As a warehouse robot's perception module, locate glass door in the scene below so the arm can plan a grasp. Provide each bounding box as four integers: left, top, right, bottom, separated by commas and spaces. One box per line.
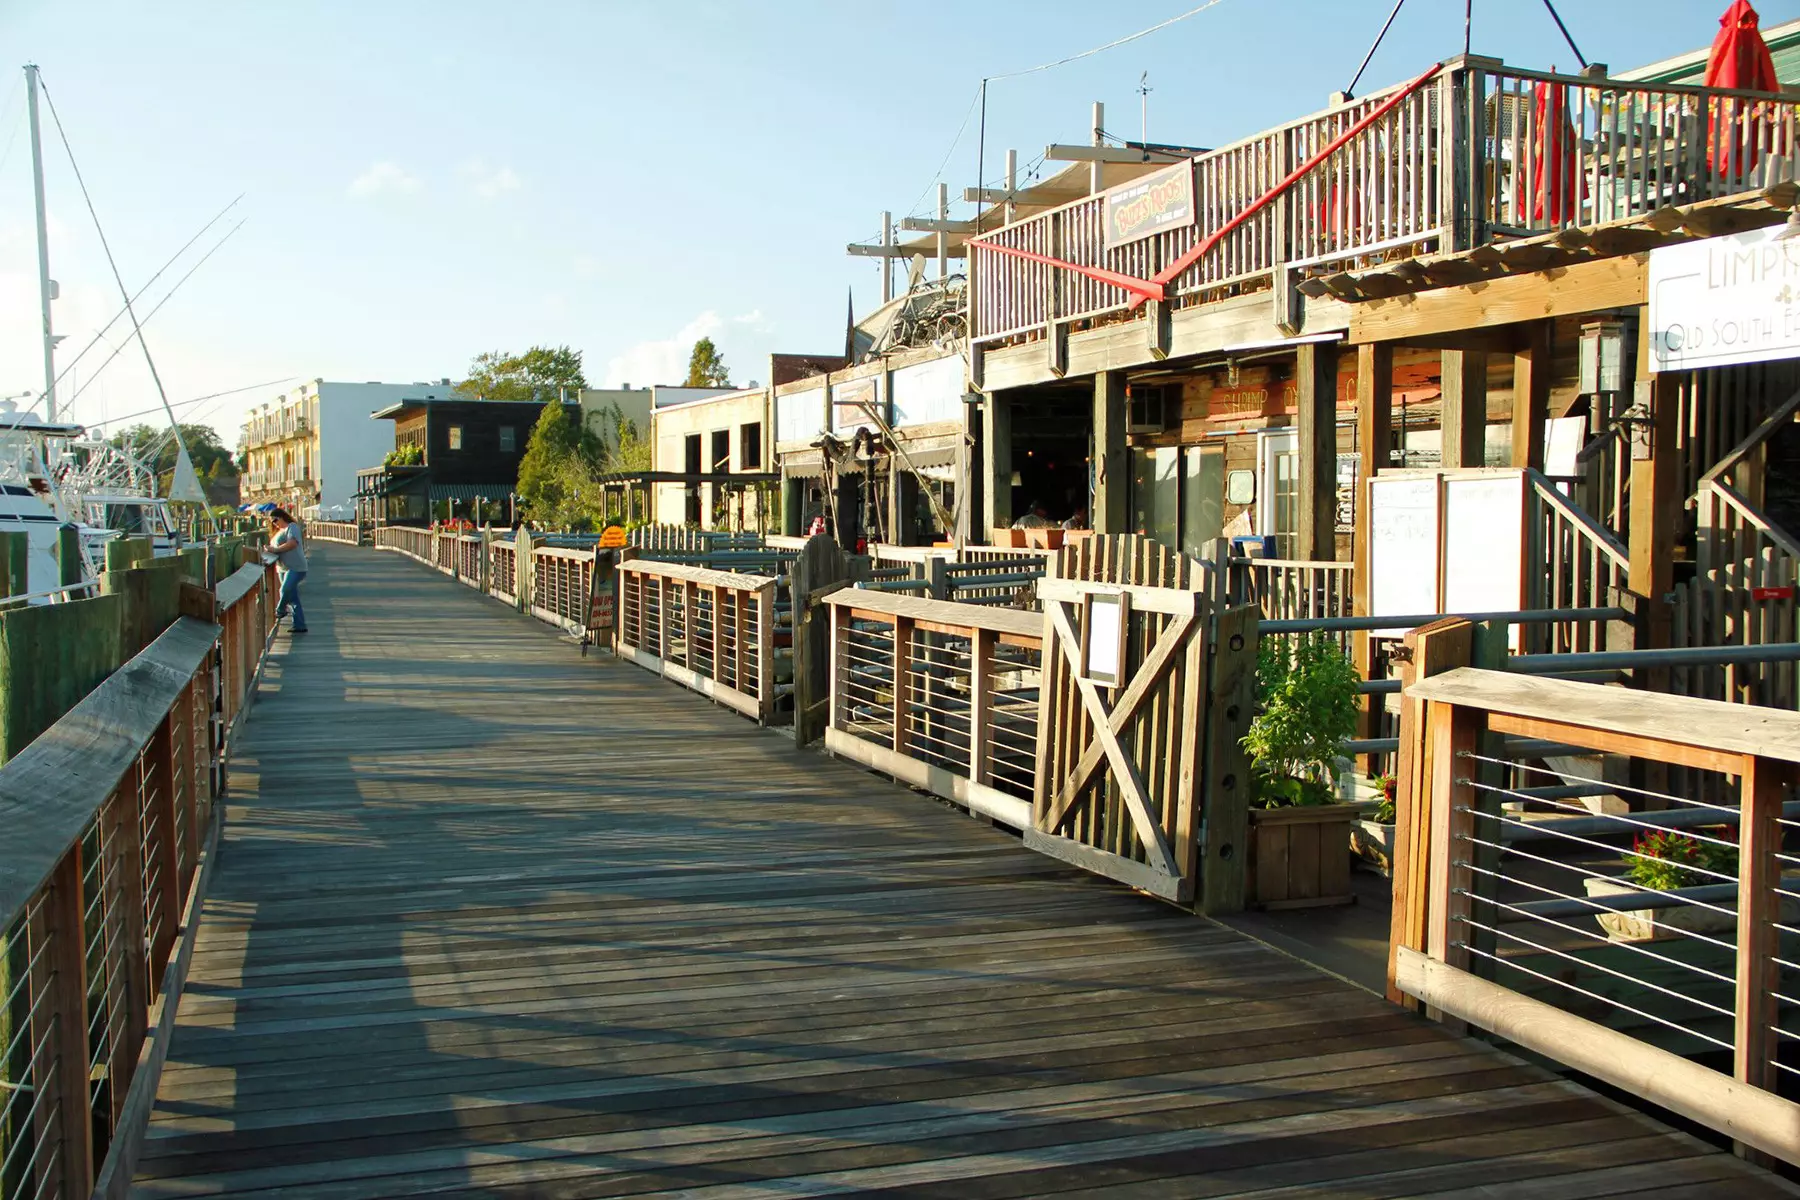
1258, 430, 1298, 558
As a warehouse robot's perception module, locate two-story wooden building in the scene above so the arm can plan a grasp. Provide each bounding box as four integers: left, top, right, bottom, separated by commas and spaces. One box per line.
354, 397, 578, 526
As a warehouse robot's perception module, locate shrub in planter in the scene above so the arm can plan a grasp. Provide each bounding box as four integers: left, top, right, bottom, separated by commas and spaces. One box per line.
1240, 633, 1362, 907
1585, 828, 1742, 942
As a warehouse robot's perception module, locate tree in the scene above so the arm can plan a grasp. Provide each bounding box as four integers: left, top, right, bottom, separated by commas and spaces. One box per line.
460, 345, 588, 401
684, 337, 731, 388
110, 423, 238, 491
515, 399, 605, 525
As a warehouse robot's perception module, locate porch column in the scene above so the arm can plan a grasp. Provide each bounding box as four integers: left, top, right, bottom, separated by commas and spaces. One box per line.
1296, 342, 1341, 561
1629, 316, 1680, 649
889, 469, 919, 546
1351, 343, 1395, 770
982, 391, 1013, 538
781, 473, 804, 537
1511, 322, 1551, 471
1440, 349, 1488, 468
1094, 371, 1128, 535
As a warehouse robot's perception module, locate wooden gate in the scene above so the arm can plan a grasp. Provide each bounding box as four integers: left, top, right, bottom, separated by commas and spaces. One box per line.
1026, 535, 1256, 910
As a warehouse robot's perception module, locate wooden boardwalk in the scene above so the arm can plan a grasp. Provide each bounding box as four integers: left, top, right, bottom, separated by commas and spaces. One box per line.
132, 545, 1797, 1198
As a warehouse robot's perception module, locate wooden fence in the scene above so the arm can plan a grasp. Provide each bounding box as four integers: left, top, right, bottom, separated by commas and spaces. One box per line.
616, 559, 780, 723
1392, 652, 1800, 1167
372, 525, 434, 563
823, 589, 1041, 831
307, 521, 360, 546
1238, 557, 1353, 622
1524, 470, 1632, 653
0, 568, 276, 1199
529, 546, 596, 633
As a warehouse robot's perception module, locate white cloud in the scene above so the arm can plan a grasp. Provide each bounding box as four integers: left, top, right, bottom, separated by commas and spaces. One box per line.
602, 312, 725, 389
457, 158, 522, 200
346, 161, 421, 199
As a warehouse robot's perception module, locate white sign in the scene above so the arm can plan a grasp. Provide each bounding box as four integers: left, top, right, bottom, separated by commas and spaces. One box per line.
1648, 226, 1800, 374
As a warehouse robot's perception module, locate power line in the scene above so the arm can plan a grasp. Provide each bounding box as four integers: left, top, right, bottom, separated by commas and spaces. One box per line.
905, 84, 984, 220
984, 0, 1234, 83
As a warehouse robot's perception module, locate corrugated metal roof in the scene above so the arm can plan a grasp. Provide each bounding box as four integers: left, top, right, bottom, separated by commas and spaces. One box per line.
1616, 16, 1800, 86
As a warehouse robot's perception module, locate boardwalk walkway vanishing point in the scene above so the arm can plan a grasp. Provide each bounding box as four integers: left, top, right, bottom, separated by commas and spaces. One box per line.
130, 545, 1798, 1198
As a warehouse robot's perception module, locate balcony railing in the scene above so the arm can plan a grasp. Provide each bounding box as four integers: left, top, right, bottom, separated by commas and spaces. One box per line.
968, 57, 1800, 345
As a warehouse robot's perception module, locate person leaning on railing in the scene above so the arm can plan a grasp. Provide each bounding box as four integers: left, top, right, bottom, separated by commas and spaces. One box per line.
263, 507, 310, 634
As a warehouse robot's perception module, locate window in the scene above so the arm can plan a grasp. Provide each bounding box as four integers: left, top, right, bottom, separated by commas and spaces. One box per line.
499, 426, 516, 453
710, 429, 731, 474
739, 422, 763, 469
448, 424, 463, 451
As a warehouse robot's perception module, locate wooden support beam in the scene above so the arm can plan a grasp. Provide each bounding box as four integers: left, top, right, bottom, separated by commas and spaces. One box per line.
1350, 254, 1648, 344
1352, 343, 1393, 766
1439, 349, 1487, 468
1044, 143, 1190, 164
1093, 371, 1128, 535
1737, 757, 1791, 1109
1512, 322, 1551, 471
1295, 342, 1340, 561
1628, 365, 1681, 643
982, 393, 1013, 537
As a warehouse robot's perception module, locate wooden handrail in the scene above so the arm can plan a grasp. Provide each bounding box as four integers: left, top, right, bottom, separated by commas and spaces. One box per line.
1703, 478, 1800, 564
617, 558, 778, 591
826, 587, 1041, 642
1701, 388, 1800, 487
1526, 469, 1630, 568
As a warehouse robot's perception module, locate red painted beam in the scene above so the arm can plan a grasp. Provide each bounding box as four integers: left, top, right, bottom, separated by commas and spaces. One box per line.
971, 240, 1167, 303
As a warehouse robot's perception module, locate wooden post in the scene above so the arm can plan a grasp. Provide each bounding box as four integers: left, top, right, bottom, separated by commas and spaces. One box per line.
891, 616, 914, 756
1296, 342, 1340, 561
35, 848, 94, 1196
1387, 617, 1473, 1006
781, 474, 805, 537
969, 627, 994, 786
1094, 371, 1128, 535
790, 535, 849, 747
1736, 757, 1791, 1112
890, 470, 919, 547
1511, 321, 1551, 471
755, 582, 776, 724
1352, 343, 1394, 764
55, 523, 82, 587
1199, 605, 1258, 915
1439, 349, 1487, 468
983, 392, 1013, 537
1629, 366, 1680, 653
1424, 697, 1485, 1030
0, 530, 27, 596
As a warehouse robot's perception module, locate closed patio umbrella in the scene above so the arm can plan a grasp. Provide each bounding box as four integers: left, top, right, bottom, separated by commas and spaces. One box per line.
1705, 0, 1781, 180
1532, 81, 1583, 224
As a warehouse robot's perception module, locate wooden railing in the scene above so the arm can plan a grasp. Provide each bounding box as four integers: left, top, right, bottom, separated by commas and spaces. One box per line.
372, 525, 434, 563
1240, 558, 1353, 622
1393, 660, 1800, 1167
451, 535, 483, 588
823, 589, 1040, 831
970, 58, 1800, 345
1524, 470, 1631, 653
490, 539, 518, 605
616, 559, 780, 723
529, 545, 595, 632
0, 572, 276, 1198
307, 521, 360, 546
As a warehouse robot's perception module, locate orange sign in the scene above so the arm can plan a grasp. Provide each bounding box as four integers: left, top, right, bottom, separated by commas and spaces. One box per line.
598, 525, 628, 549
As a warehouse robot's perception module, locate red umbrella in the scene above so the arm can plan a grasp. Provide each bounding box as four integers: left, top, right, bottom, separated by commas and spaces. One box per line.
1705, 0, 1781, 179
1532, 82, 1583, 224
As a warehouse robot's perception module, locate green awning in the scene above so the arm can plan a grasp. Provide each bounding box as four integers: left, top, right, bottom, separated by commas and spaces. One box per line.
428, 484, 513, 503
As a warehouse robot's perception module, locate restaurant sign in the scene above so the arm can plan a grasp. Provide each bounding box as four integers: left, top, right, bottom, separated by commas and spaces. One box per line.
1648, 226, 1800, 373
1102, 161, 1195, 250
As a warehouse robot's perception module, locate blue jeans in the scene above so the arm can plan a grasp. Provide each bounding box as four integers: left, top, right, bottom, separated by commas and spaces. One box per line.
278, 570, 307, 630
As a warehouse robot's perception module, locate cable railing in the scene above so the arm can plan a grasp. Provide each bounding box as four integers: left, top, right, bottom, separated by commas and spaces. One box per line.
823, 588, 1040, 831
0, 571, 276, 1199
616, 559, 780, 724
529, 545, 595, 633
1394, 656, 1800, 1166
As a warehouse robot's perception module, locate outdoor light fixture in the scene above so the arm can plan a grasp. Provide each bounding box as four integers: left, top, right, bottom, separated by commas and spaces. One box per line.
1577, 319, 1627, 397
1618, 386, 1658, 462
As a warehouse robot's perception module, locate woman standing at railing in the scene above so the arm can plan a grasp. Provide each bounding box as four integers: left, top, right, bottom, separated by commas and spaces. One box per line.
264, 508, 310, 634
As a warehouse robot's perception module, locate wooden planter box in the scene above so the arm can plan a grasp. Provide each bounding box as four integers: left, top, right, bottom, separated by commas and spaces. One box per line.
1248, 803, 1360, 909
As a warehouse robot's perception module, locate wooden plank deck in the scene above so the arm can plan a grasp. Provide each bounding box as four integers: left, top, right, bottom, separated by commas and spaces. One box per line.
131, 545, 1798, 1199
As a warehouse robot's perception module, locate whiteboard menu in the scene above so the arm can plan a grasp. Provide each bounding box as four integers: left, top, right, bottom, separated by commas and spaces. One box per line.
1442, 473, 1525, 646
1368, 475, 1440, 628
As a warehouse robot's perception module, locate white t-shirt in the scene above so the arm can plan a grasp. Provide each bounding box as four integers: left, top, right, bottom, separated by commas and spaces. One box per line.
272, 524, 308, 574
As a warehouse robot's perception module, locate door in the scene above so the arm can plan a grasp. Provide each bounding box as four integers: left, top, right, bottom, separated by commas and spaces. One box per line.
1181, 446, 1225, 559
1258, 430, 1298, 557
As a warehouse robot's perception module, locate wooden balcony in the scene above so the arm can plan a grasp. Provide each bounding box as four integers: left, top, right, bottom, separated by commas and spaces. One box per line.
968, 56, 1800, 348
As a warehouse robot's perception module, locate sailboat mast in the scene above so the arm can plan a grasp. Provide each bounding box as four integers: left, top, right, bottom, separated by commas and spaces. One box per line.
25, 64, 56, 423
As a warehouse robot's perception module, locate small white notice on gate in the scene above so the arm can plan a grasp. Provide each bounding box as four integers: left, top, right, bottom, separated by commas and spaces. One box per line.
1082, 592, 1126, 687
1648, 227, 1800, 373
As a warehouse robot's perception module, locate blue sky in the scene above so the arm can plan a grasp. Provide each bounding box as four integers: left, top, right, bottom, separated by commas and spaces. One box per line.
0, 0, 1789, 443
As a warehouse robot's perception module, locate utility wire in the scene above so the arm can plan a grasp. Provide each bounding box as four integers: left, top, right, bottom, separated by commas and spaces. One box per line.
64, 219, 247, 411
53, 193, 244, 391
38, 72, 222, 534
905, 84, 984, 220
983, 0, 1234, 82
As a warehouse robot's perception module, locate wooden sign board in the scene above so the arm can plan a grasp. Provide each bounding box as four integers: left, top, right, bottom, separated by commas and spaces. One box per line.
588, 548, 619, 633
1079, 590, 1130, 687
1102, 161, 1195, 250
1368, 469, 1526, 642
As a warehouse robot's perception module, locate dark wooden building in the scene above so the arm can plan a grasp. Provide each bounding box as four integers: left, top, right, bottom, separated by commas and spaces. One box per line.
355, 398, 576, 526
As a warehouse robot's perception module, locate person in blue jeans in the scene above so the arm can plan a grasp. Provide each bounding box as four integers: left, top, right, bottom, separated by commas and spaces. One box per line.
264, 508, 309, 633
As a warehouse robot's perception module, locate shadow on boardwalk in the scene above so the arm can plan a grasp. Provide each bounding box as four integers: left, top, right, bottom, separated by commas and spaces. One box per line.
130, 545, 1796, 1199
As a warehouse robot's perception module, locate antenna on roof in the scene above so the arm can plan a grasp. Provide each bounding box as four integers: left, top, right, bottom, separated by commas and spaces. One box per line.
1138, 72, 1152, 150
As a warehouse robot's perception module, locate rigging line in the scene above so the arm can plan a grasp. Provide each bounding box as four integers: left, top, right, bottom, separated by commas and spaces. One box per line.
63, 219, 246, 411
0, 79, 25, 179
906, 82, 984, 220
92, 378, 299, 434
1541, 0, 1588, 70
1345, 0, 1408, 98
37, 72, 222, 535
984, 0, 1234, 83
53, 193, 245, 391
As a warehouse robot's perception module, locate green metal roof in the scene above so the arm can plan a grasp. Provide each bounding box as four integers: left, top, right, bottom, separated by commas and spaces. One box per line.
1617, 16, 1800, 87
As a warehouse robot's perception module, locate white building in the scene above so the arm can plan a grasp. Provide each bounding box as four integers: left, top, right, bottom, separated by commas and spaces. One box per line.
240, 379, 461, 516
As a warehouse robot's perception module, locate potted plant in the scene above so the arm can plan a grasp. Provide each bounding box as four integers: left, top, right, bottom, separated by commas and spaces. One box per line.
1241, 632, 1363, 908
1351, 775, 1398, 875
1584, 828, 1741, 942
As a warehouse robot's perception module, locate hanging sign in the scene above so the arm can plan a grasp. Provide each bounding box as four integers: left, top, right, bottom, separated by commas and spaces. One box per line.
1103, 161, 1195, 250
1648, 226, 1800, 373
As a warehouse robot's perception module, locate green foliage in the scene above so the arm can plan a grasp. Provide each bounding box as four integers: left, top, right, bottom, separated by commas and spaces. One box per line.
1372, 775, 1398, 824
383, 442, 423, 467
587, 402, 651, 472
684, 337, 731, 388
461, 345, 588, 401
1627, 829, 1738, 891
110, 423, 238, 494
1242, 632, 1361, 808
